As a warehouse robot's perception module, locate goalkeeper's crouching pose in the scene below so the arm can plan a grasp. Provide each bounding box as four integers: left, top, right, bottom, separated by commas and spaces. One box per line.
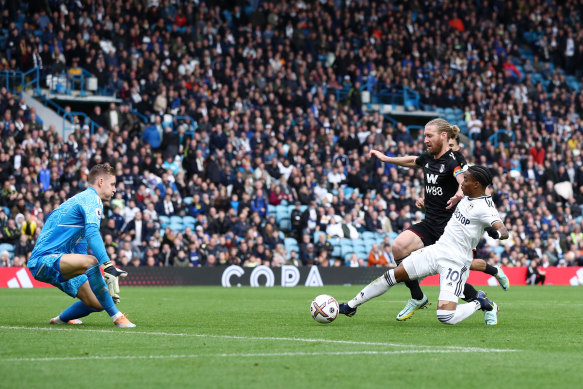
27, 164, 136, 328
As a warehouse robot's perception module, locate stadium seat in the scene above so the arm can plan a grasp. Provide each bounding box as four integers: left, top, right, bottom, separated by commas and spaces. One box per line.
314, 231, 324, 242
361, 231, 376, 241
493, 246, 505, 256
284, 237, 298, 247
279, 218, 291, 231
276, 206, 289, 223
183, 216, 196, 225
341, 245, 353, 257
170, 216, 182, 224
169, 222, 184, 232
0, 243, 14, 257
159, 216, 170, 227
183, 197, 193, 205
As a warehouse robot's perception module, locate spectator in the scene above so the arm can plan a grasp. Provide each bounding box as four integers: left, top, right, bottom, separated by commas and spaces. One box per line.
526, 258, 546, 285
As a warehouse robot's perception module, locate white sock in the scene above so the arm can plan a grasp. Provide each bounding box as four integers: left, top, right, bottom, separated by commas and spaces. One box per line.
437, 301, 480, 325
111, 312, 123, 322
53, 316, 65, 324
348, 270, 396, 308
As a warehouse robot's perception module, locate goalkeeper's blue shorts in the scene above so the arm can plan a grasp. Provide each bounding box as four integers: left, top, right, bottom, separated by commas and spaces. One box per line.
28, 253, 87, 298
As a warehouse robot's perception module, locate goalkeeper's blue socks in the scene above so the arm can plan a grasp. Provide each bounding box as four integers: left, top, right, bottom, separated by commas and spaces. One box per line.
86, 263, 120, 318
59, 300, 101, 322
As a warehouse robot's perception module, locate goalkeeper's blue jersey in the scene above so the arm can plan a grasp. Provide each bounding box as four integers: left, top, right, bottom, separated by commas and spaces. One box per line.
28, 187, 104, 267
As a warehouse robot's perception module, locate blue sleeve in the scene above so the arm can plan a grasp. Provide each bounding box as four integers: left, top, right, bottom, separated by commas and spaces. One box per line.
85, 223, 110, 265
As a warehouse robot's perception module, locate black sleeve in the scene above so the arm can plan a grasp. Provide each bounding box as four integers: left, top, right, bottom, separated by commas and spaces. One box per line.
446, 151, 464, 177
454, 150, 467, 166
415, 152, 428, 167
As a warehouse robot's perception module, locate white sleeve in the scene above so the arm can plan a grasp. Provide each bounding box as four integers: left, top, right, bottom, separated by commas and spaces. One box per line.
480, 203, 502, 226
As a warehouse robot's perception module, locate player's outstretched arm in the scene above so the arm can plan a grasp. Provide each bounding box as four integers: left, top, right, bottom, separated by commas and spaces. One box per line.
446, 172, 465, 209
485, 221, 509, 240
368, 150, 419, 168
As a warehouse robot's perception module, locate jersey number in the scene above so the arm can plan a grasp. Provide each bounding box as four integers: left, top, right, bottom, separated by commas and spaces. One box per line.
445, 268, 460, 282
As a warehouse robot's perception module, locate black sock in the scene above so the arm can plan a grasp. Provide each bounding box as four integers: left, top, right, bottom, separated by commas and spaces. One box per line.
405, 280, 424, 300
484, 264, 498, 276
462, 283, 478, 302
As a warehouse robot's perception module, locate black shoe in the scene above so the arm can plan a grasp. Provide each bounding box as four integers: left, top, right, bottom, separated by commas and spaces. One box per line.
339, 303, 357, 317
476, 290, 494, 312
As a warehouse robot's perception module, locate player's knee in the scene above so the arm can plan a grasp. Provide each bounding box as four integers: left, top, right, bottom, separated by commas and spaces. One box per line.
83, 255, 98, 270
391, 239, 408, 260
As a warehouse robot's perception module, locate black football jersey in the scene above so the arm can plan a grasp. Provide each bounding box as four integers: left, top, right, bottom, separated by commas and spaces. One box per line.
415, 149, 466, 228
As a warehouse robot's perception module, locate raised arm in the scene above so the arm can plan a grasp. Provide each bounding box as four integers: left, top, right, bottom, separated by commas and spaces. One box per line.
369, 150, 419, 168
446, 172, 465, 209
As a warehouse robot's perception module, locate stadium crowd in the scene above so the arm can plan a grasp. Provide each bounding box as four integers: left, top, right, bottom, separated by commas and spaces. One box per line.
1, 0, 583, 272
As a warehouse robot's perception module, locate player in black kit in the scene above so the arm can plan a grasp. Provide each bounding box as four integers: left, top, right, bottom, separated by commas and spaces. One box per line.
339, 118, 508, 322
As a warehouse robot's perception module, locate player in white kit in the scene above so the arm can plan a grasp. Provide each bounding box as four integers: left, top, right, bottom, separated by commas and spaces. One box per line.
341, 165, 508, 325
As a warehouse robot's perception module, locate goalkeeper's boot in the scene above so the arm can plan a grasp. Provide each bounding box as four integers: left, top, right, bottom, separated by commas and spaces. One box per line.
113, 313, 136, 328
396, 294, 429, 321
495, 265, 510, 291
103, 261, 128, 278
338, 303, 357, 317
50, 317, 83, 325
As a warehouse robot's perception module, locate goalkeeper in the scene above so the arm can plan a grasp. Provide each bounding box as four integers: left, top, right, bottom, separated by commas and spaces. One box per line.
27, 163, 136, 328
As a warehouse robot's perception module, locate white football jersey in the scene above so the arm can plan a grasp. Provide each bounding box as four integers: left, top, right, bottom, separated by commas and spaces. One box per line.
435, 196, 502, 264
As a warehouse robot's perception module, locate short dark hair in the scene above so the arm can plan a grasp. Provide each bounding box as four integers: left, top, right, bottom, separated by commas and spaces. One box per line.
88, 163, 116, 184
467, 165, 492, 188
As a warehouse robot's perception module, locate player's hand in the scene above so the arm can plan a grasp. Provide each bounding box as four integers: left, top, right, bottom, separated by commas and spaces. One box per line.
446, 192, 464, 209
103, 271, 121, 303
416, 197, 425, 210
369, 149, 383, 159
102, 261, 127, 304
485, 226, 501, 239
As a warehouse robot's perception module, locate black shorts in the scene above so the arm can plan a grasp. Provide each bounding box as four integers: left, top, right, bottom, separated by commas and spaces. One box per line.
407, 221, 446, 247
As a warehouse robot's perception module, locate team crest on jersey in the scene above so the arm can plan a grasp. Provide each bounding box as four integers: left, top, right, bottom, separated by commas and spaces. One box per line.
96, 208, 102, 220
439, 164, 445, 173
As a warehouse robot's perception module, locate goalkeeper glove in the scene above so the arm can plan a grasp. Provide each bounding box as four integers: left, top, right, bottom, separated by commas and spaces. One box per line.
485, 226, 501, 239
102, 261, 128, 304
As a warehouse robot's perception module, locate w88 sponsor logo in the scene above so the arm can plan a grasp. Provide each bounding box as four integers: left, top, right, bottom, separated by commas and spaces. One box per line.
425, 185, 443, 196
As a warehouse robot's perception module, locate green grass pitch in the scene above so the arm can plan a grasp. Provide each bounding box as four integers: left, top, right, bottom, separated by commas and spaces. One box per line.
1, 285, 582, 389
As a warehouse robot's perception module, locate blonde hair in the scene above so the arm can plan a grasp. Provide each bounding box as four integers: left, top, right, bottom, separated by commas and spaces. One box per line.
426, 118, 460, 140
88, 163, 116, 184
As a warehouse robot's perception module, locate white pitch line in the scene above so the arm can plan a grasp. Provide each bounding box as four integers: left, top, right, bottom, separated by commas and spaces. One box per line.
0, 348, 517, 363
0, 326, 519, 353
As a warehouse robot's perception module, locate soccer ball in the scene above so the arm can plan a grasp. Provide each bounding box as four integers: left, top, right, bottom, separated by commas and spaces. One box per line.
310, 294, 339, 323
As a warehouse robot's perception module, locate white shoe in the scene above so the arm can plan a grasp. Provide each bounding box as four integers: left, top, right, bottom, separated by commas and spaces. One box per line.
113, 314, 136, 328
50, 317, 83, 325
396, 295, 430, 321
495, 265, 510, 291
484, 302, 499, 325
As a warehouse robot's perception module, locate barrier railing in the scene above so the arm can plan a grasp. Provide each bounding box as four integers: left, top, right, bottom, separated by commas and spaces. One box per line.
62, 111, 101, 137
488, 129, 516, 147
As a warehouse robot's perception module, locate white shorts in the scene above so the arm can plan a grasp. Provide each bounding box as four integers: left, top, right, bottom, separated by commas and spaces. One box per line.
402, 245, 470, 303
